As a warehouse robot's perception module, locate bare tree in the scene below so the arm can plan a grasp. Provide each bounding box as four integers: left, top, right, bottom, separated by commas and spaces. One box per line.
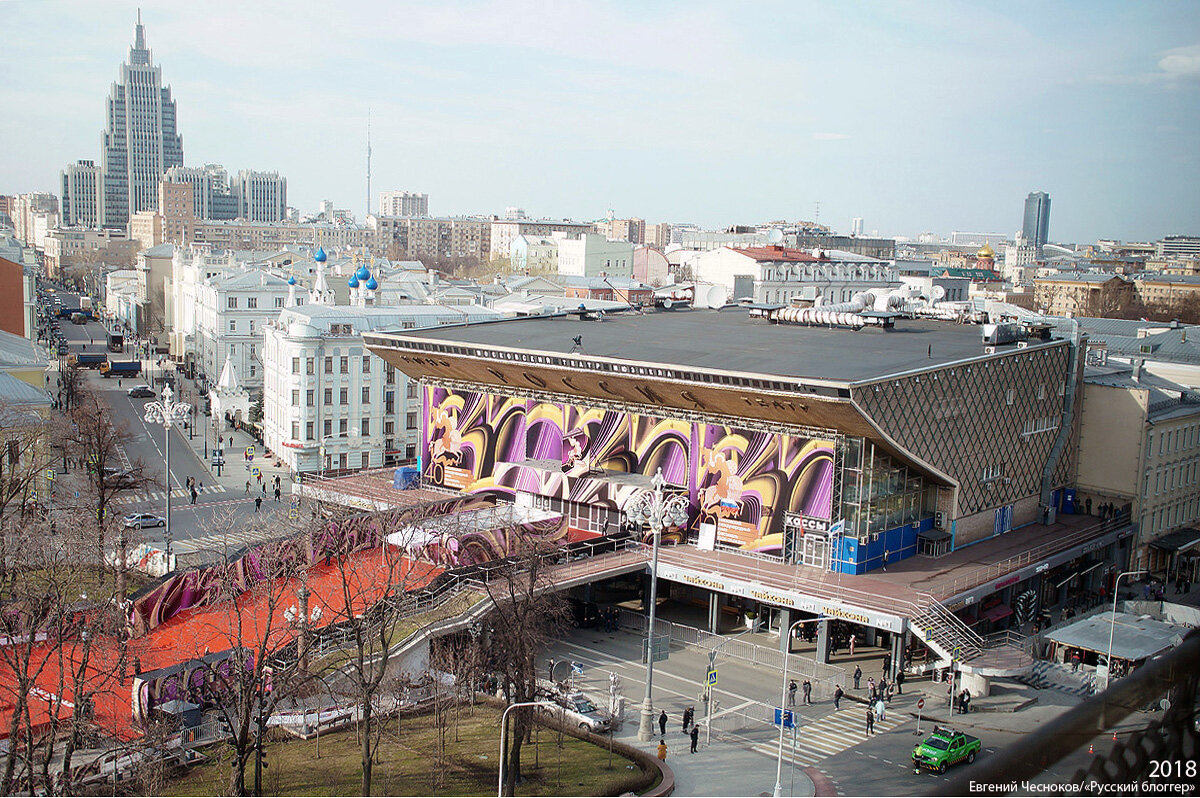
0, 401, 58, 582
485, 544, 571, 797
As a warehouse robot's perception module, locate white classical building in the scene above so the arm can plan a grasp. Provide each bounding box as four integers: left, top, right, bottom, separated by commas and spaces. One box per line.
556, 233, 634, 278
193, 267, 294, 391
689, 245, 898, 305
261, 250, 502, 473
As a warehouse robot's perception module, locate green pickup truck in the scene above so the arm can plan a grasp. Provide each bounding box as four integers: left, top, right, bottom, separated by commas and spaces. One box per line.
911, 728, 981, 773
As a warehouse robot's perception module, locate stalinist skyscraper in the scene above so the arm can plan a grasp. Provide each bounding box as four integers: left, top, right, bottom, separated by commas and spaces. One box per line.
97, 12, 184, 229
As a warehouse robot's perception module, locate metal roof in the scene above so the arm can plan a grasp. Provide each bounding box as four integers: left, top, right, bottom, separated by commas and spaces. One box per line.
1045, 612, 1185, 661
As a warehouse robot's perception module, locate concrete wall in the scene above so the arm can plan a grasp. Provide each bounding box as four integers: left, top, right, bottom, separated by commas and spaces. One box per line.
1077, 382, 1147, 499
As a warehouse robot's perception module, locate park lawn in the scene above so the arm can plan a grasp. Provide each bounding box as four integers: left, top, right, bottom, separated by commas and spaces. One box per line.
162, 704, 644, 797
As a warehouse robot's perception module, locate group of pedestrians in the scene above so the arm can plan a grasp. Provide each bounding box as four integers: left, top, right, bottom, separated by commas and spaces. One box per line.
655, 707, 701, 757
786, 678, 813, 706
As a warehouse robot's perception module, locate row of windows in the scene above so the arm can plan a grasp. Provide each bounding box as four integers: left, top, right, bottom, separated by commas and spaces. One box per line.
1149, 422, 1200, 458
289, 414, 418, 441
1146, 457, 1200, 496
292, 386, 378, 405
291, 355, 374, 375
1144, 497, 1200, 537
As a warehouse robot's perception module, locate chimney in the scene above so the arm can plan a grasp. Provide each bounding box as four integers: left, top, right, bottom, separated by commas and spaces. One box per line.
1133, 359, 1143, 382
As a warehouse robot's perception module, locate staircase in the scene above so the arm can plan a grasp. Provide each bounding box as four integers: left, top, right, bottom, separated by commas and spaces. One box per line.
1018, 660, 1096, 696
907, 595, 1033, 677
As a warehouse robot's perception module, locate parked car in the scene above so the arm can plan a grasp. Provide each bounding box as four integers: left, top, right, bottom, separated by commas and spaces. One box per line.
536, 689, 612, 734
123, 513, 165, 529
127, 385, 155, 398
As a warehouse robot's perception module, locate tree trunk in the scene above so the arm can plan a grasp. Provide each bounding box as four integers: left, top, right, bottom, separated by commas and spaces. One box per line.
361, 699, 373, 796
504, 714, 526, 796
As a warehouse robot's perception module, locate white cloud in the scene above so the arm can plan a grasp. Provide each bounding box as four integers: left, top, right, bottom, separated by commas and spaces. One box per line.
1158, 44, 1200, 78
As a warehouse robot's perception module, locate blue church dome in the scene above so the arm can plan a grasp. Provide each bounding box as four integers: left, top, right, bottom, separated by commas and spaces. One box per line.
348, 274, 360, 288
287, 275, 296, 285
365, 276, 378, 291
314, 246, 327, 263
356, 265, 371, 281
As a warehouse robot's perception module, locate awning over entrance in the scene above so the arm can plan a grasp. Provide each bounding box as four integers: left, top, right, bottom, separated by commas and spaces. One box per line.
981, 603, 1013, 623
1149, 527, 1200, 554
1045, 612, 1185, 662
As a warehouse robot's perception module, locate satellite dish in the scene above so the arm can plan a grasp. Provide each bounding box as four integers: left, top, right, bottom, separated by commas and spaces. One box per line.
931, 285, 946, 300
767, 228, 784, 245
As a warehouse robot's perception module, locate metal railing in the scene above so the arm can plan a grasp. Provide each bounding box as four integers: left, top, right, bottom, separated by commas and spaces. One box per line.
937, 628, 1200, 796
923, 513, 1132, 600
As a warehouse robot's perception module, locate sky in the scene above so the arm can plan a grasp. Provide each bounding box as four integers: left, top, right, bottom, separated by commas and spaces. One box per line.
1, 0, 1198, 243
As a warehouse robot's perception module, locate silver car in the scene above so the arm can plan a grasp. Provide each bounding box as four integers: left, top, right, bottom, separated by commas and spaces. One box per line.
123, 512, 165, 529
537, 690, 612, 734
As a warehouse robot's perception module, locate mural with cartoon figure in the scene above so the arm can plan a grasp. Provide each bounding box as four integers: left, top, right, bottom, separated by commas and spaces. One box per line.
423, 386, 835, 555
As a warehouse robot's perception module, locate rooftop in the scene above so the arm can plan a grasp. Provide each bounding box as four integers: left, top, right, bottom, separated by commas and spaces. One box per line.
388, 307, 1036, 384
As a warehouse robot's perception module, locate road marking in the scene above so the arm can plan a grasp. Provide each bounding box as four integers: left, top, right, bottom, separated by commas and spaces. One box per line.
748, 705, 908, 766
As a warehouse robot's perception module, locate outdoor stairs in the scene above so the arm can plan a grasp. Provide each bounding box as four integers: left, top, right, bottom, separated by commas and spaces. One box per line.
1017, 660, 1096, 697
906, 596, 1034, 676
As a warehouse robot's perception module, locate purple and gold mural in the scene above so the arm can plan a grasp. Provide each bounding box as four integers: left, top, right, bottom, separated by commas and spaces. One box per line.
422, 386, 835, 555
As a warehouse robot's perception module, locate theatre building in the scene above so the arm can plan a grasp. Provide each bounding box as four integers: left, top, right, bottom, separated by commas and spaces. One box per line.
366, 305, 1133, 689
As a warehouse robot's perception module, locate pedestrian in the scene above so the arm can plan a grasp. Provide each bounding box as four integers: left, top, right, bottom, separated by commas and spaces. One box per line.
802, 679, 812, 705
245, 480, 250, 495
853, 666, 862, 690
883, 652, 892, 676
681, 706, 691, 732
548, 658, 556, 681
657, 739, 667, 761
866, 705, 875, 734
833, 684, 844, 710
274, 486, 281, 502
959, 689, 971, 714
658, 709, 667, 737
895, 670, 905, 695
849, 634, 857, 657
261, 484, 267, 496
1070, 650, 1081, 673
788, 679, 797, 706
867, 677, 875, 700
189, 487, 197, 505
875, 697, 886, 722
690, 724, 699, 753
254, 496, 262, 512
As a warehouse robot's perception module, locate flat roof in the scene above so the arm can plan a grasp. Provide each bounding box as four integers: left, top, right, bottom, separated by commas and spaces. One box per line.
391, 307, 1036, 384
1045, 612, 1184, 661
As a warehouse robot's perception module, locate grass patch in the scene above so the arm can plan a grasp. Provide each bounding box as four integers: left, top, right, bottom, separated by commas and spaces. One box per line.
161, 704, 643, 797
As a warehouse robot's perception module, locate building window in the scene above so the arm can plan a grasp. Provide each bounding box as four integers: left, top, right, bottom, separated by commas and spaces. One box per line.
247, 297, 257, 309
306, 421, 314, 439
306, 390, 314, 406
291, 389, 299, 406
406, 444, 416, 459
361, 418, 370, 436
291, 421, 299, 438
362, 386, 370, 403
275, 297, 284, 308
249, 320, 255, 333
292, 357, 300, 374
339, 418, 348, 435
324, 388, 332, 404
406, 411, 417, 430
385, 420, 395, 434
339, 387, 348, 404
230, 321, 236, 332
324, 356, 332, 373
306, 358, 314, 375
340, 356, 349, 374
227, 296, 238, 309
361, 452, 370, 469
386, 366, 395, 385
323, 418, 332, 437
362, 356, 371, 373
407, 382, 418, 399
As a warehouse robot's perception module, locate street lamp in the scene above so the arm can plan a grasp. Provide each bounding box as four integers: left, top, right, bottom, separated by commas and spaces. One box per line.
773, 616, 827, 797
1103, 569, 1147, 690
142, 383, 191, 564
284, 585, 323, 675
625, 467, 689, 742
497, 701, 543, 797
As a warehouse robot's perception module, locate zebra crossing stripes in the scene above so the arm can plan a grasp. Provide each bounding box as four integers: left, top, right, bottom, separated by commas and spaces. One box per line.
117, 485, 228, 505
751, 704, 908, 766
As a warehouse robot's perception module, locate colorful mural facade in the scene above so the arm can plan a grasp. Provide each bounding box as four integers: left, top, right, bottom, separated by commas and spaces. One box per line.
423, 386, 836, 555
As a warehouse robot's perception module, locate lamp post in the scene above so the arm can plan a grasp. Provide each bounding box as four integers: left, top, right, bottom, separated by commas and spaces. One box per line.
625, 468, 689, 742
142, 384, 191, 563
773, 616, 828, 797
497, 701, 543, 797
284, 585, 323, 676
1103, 569, 1146, 690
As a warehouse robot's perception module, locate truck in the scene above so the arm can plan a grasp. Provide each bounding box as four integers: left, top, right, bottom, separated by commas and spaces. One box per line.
107, 331, 124, 352
100, 360, 141, 378
79, 296, 92, 311
67, 353, 108, 369
911, 728, 981, 774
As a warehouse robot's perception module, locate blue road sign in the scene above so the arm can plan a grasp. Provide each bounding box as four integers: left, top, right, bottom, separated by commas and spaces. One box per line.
571, 661, 584, 675
774, 708, 795, 729
707, 669, 718, 686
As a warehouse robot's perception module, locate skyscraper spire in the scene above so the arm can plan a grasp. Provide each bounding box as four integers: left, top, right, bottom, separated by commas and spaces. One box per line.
131, 9, 149, 65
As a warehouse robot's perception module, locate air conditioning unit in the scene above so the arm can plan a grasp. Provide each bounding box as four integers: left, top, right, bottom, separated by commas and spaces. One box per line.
911, 521, 920, 529
934, 511, 945, 529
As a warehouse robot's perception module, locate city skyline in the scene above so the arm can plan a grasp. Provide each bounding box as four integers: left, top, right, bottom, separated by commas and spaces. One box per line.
2, 0, 1198, 243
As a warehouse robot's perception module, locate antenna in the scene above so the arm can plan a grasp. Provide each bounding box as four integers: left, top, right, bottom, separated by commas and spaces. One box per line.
813, 201, 821, 224
366, 109, 372, 219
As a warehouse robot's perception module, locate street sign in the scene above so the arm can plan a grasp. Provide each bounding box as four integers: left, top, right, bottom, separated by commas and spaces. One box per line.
707, 669, 718, 686
641, 635, 669, 664
917, 698, 925, 710
773, 708, 795, 729
45, 469, 55, 481
288, 510, 299, 521
571, 662, 584, 675
251, 467, 261, 478
246, 446, 255, 458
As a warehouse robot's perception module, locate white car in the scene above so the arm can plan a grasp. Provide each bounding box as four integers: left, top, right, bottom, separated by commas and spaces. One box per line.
536, 690, 612, 734
123, 512, 165, 529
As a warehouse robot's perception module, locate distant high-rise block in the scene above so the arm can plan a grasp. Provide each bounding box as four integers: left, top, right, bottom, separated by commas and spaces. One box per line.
1022, 191, 1051, 254
378, 191, 429, 217
234, 170, 287, 223
851, 217, 864, 236
98, 14, 184, 230
61, 160, 104, 228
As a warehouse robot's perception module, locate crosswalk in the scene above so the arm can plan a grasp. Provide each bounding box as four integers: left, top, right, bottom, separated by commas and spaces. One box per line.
117, 485, 228, 505
749, 702, 909, 766
173, 525, 284, 555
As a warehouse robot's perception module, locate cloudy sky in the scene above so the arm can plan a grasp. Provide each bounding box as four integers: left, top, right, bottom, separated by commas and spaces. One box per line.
2, 0, 1197, 243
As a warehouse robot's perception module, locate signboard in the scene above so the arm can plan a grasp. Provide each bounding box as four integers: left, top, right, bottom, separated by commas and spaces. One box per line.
442, 466, 473, 491
45, 469, 55, 481
641, 635, 669, 664
917, 698, 925, 710
251, 467, 261, 478
774, 708, 795, 729
571, 662, 584, 675
245, 446, 255, 458
707, 669, 718, 686
716, 518, 758, 547
288, 510, 299, 521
